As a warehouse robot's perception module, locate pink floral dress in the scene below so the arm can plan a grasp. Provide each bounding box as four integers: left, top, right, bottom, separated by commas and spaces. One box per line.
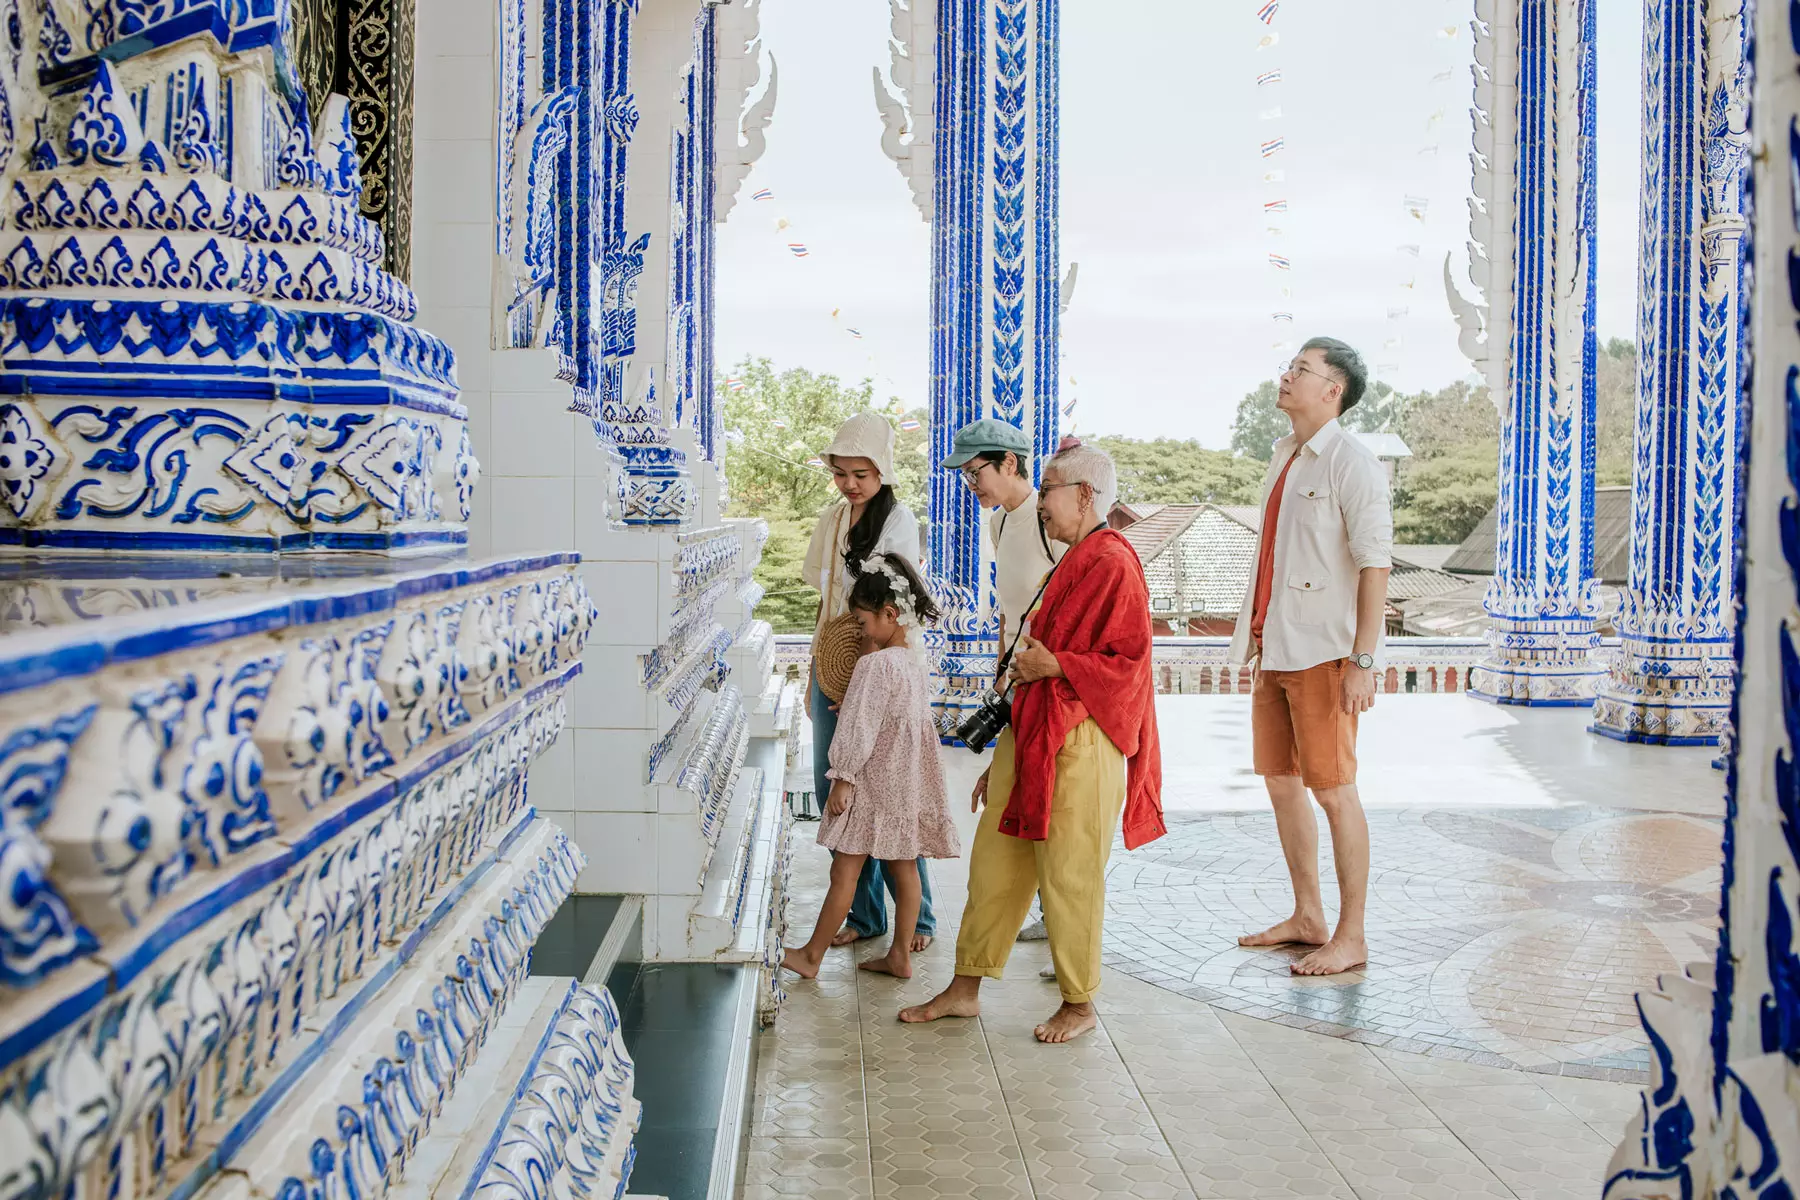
819, 647, 961, 861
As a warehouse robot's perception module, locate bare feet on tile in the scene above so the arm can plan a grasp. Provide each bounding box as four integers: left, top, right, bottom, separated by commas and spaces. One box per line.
1291, 936, 1367, 976
830, 924, 869, 947
1034, 1001, 1098, 1044
781, 947, 822, 979
898, 977, 982, 1023
1237, 914, 1329, 948
859, 948, 914, 978
910, 933, 933, 952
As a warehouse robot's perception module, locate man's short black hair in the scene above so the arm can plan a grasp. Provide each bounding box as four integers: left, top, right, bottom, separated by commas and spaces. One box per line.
1300, 336, 1368, 413
974, 448, 1030, 478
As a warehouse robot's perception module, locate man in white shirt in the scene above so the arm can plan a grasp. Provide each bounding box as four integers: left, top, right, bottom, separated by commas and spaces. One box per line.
941, 419, 1065, 953
1227, 337, 1393, 977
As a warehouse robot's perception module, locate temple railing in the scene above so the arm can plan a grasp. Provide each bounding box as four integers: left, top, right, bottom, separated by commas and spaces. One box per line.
773, 635, 1624, 697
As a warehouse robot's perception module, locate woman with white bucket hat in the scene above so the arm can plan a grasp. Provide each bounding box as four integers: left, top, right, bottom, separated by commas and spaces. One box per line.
801, 410, 938, 950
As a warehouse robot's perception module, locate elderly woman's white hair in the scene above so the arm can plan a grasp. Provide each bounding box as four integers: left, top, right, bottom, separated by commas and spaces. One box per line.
1045, 437, 1117, 520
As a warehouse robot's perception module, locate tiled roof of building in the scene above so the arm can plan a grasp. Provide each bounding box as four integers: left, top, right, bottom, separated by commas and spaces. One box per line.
1118, 504, 1206, 564
1386, 564, 1472, 602
1442, 486, 1630, 584
1392, 544, 1461, 572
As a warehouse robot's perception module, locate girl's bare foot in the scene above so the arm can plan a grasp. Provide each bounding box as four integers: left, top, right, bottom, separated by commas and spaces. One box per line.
898, 981, 981, 1023
858, 949, 914, 978
781, 947, 821, 979
910, 933, 933, 952
1034, 1002, 1098, 1044
1237, 914, 1328, 948
831, 925, 870, 947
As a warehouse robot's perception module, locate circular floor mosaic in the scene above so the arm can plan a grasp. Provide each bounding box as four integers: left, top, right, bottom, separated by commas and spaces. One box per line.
1100, 805, 1722, 1081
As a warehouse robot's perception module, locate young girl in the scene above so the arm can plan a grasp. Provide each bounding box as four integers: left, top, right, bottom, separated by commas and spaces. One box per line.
783, 554, 961, 980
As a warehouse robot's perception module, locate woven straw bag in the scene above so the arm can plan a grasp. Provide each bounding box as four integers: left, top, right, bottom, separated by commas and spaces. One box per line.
812, 504, 864, 703
813, 612, 863, 703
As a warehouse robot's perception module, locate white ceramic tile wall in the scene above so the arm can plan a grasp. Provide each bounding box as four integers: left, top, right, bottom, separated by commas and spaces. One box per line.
409, 0, 742, 926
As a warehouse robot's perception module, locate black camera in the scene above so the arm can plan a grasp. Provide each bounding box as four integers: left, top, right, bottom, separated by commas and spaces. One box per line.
955, 687, 1012, 751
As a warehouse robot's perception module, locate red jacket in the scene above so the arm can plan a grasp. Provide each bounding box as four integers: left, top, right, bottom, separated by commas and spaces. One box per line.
999, 528, 1166, 850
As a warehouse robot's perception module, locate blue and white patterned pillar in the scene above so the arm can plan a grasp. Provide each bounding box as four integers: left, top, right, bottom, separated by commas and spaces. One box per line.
1604, 0, 1800, 1192
1592, 0, 1746, 746
1453, 0, 1606, 706
878, 0, 1061, 727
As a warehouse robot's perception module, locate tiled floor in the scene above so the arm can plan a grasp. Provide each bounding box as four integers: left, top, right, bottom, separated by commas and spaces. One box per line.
749, 696, 1720, 1199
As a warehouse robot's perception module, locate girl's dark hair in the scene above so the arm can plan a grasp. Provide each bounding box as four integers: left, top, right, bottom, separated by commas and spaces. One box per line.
843, 484, 898, 575
847, 553, 942, 624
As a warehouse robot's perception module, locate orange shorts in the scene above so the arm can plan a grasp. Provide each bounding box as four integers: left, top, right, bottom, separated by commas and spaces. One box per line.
1252, 658, 1359, 789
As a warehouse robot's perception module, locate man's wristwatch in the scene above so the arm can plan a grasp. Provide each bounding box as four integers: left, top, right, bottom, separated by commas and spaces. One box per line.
1351, 652, 1376, 670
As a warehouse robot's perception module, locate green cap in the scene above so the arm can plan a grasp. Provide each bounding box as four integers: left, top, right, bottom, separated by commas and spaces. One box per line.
939, 418, 1033, 470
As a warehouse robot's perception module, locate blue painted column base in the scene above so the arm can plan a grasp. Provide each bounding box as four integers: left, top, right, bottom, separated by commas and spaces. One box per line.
1589, 637, 1733, 746
1468, 615, 1605, 707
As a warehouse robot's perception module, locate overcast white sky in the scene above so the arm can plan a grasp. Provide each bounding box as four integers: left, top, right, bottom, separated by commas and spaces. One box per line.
716, 0, 1643, 448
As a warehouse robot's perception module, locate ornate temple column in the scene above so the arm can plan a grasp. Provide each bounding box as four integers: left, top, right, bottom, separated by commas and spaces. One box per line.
1448, 0, 1605, 705
1591, 1, 1746, 745
877, 0, 1062, 728
1603, 2, 1800, 1192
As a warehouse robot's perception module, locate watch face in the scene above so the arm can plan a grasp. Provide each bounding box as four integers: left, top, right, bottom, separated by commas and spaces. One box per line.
1354, 653, 1375, 669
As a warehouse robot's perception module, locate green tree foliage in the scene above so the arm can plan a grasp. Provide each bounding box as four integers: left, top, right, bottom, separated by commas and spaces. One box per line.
1230, 381, 1286, 461
1391, 442, 1499, 544
1594, 337, 1636, 487
721, 357, 927, 632
1091, 436, 1264, 506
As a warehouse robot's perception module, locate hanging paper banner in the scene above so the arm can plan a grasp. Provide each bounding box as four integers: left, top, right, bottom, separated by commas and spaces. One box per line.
1397, 277, 1416, 289
1256, 68, 1283, 86
1378, 362, 1402, 375
777, 218, 791, 230
1271, 340, 1293, 352
787, 243, 810, 257
806, 456, 825, 467
1278, 285, 1292, 298
1388, 306, 1410, 319
1264, 200, 1289, 215
1383, 337, 1403, 349
899, 418, 922, 432
1432, 69, 1454, 84
1271, 311, 1294, 322
1260, 137, 1285, 158
1397, 243, 1421, 257
726, 377, 746, 391
1403, 195, 1429, 219
1417, 145, 1439, 157
1437, 24, 1460, 37
772, 418, 788, 429
1259, 106, 1283, 121
1268, 253, 1291, 270
1263, 170, 1286, 183
1265, 226, 1285, 237
1257, 1, 1278, 24
1258, 31, 1280, 49
846, 327, 864, 339
752, 188, 774, 201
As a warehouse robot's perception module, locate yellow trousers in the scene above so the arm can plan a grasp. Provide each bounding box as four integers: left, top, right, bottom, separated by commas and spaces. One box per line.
954, 719, 1126, 1003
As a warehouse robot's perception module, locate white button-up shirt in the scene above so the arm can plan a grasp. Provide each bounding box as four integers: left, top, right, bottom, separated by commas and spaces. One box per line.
1228, 419, 1394, 671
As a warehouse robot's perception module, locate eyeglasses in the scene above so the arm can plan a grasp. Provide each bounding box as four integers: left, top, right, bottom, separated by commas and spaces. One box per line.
1278, 358, 1340, 387
1039, 481, 1085, 495
960, 461, 997, 489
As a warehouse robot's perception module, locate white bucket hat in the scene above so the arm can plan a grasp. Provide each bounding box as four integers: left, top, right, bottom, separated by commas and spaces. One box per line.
822, 411, 897, 484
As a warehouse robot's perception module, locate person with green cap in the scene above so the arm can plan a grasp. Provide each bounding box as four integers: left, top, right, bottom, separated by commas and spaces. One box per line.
941, 418, 1065, 952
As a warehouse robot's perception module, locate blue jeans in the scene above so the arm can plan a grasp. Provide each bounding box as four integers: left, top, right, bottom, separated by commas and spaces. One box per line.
809, 675, 936, 937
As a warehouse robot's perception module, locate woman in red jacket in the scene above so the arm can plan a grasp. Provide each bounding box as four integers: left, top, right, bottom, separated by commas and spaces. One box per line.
900, 437, 1164, 1044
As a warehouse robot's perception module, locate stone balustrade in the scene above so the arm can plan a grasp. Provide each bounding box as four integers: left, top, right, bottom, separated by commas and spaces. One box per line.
772, 635, 1589, 697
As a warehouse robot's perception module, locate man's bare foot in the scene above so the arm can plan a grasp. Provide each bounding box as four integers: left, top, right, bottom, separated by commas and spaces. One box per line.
898, 984, 981, 1023
910, 933, 933, 952
1034, 1002, 1098, 1044
830, 925, 871, 947
1237, 915, 1329, 948
781, 947, 822, 979
859, 949, 914, 979
1291, 937, 1367, 976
